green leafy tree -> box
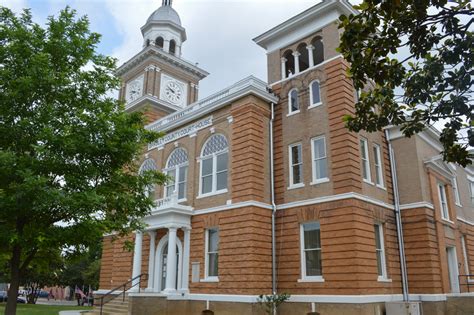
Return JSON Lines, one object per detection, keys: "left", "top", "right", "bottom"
{"left": 0, "top": 7, "right": 166, "bottom": 315}
{"left": 338, "top": 0, "right": 473, "bottom": 166}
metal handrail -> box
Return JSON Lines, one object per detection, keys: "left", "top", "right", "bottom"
{"left": 458, "top": 274, "right": 474, "bottom": 293}
{"left": 97, "top": 273, "right": 147, "bottom": 315}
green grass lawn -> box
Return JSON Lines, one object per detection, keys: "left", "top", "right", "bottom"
{"left": 0, "top": 303, "right": 92, "bottom": 315}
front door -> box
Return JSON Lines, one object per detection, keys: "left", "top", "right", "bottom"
{"left": 446, "top": 246, "right": 460, "bottom": 293}
{"left": 159, "top": 243, "right": 179, "bottom": 291}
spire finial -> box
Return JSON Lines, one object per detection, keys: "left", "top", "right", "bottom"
{"left": 162, "top": 0, "right": 172, "bottom": 6}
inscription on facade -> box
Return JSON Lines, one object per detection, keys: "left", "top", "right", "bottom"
{"left": 148, "top": 116, "right": 213, "bottom": 150}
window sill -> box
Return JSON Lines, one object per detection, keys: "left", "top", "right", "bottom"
{"left": 455, "top": 203, "right": 463, "bottom": 208}
{"left": 298, "top": 276, "right": 325, "bottom": 283}
{"left": 286, "top": 110, "right": 300, "bottom": 117}
{"left": 363, "top": 179, "right": 374, "bottom": 185}
{"left": 287, "top": 183, "right": 305, "bottom": 190}
{"left": 377, "top": 277, "right": 392, "bottom": 283}
{"left": 200, "top": 277, "right": 219, "bottom": 283}
{"left": 376, "top": 184, "right": 387, "bottom": 191}
{"left": 197, "top": 189, "right": 228, "bottom": 199}
{"left": 441, "top": 218, "right": 455, "bottom": 225}
{"left": 311, "top": 178, "right": 330, "bottom": 186}
{"left": 308, "top": 102, "right": 322, "bottom": 109}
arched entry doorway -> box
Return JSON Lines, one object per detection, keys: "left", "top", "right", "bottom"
{"left": 154, "top": 234, "right": 183, "bottom": 292}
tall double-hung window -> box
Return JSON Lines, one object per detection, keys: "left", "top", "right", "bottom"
{"left": 164, "top": 147, "right": 188, "bottom": 200}
{"left": 300, "top": 222, "right": 323, "bottom": 281}
{"left": 205, "top": 228, "right": 219, "bottom": 280}
{"left": 309, "top": 81, "right": 322, "bottom": 108}
{"left": 289, "top": 143, "right": 303, "bottom": 187}
{"left": 200, "top": 134, "right": 228, "bottom": 196}
{"left": 311, "top": 136, "right": 328, "bottom": 184}
{"left": 360, "top": 138, "right": 371, "bottom": 183}
{"left": 438, "top": 183, "right": 450, "bottom": 221}
{"left": 374, "top": 223, "right": 388, "bottom": 280}
{"left": 373, "top": 144, "right": 384, "bottom": 188}
{"left": 288, "top": 89, "right": 299, "bottom": 114}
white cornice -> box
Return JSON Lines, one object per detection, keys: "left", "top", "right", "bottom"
{"left": 457, "top": 217, "right": 474, "bottom": 227}
{"left": 117, "top": 46, "right": 208, "bottom": 79}
{"left": 145, "top": 76, "right": 278, "bottom": 133}
{"left": 125, "top": 94, "right": 182, "bottom": 113}
{"left": 253, "top": 0, "right": 358, "bottom": 53}
{"left": 276, "top": 192, "right": 394, "bottom": 210}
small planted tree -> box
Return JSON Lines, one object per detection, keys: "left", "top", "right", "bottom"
{"left": 0, "top": 7, "right": 166, "bottom": 315}
{"left": 257, "top": 293, "right": 291, "bottom": 315}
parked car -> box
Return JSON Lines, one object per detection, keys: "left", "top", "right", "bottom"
{"left": 0, "top": 291, "right": 26, "bottom": 303}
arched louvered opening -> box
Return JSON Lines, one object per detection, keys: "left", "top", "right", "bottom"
{"left": 139, "top": 158, "right": 157, "bottom": 199}
{"left": 311, "top": 36, "right": 324, "bottom": 66}
{"left": 297, "top": 43, "right": 310, "bottom": 72}
{"left": 283, "top": 50, "right": 295, "bottom": 78}
{"left": 169, "top": 40, "right": 176, "bottom": 55}
{"left": 156, "top": 36, "right": 164, "bottom": 49}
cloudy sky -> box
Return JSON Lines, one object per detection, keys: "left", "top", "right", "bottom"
{"left": 3, "top": 0, "right": 332, "bottom": 98}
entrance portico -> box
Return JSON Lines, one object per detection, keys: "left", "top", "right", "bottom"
{"left": 131, "top": 193, "right": 192, "bottom": 294}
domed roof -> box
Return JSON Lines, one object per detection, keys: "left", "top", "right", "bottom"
{"left": 147, "top": 5, "right": 182, "bottom": 26}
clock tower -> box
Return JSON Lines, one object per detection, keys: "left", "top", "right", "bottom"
{"left": 117, "top": 0, "right": 208, "bottom": 122}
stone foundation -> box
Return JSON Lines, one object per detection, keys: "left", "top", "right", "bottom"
{"left": 128, "top": 295, "right": 474, "bottom": 315}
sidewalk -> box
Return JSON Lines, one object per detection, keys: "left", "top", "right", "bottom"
{"left": 58, "top": 312, "right": 86, "bottom": 315}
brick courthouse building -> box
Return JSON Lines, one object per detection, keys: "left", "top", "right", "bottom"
{"left": 97, "top": 0, "right": 474, "bottom": 314}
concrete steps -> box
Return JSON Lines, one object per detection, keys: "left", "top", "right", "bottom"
{"left": 90, "top": 294, "right": 129, "bottom": 315}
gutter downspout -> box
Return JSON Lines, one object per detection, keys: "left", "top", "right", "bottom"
{"left": 385, "top": 129, "right": 409, "bottom": 302}
{"left": 270, "top": 102, "right": 277, "bottom": 297}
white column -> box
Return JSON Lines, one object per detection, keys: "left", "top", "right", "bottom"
{"left": 164, "top": 226, "right": 178, "bottom": 293}
{"left": 146, "top": 231, "right": 156, "bottom": 291}
{"left": 280, "top": 57, "right": 287, "bottom": 80}
{"left": 307, "top": 45, "right": 315, "bottom": 68}
{"left": 293, "top": 51, "right": 301, "bottom": 74}
{"left": 131, "top": 231, "right": 143, "bottom": 292}
{"left": 181, "top": 227, "right": 191, "bottom": 292}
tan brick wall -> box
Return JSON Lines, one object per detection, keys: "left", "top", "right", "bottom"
{"left": 230, "top": 96, "right": 271, "bottom": 203}
{"left": 189, "top": 206, "right": 272, "bottom": 295}
{"left": 275, "top": 198, "right": 402, "bottom": 295}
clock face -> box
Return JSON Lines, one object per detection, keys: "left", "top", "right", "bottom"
{"left": 164, "top": 81, "right": 183, "bottom": 104}
{"left": 126, "top": 78, "right": 143, "bottom": 103}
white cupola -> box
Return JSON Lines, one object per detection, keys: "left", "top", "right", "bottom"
{"left": 141, "top": 0, "right": 186, "bottom": 57}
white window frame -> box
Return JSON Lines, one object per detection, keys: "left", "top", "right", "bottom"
{"left": 310, "top": 136, "right": 329, "bottom": 185}
{"left": 287, "top": 88, "right": 300, "bottom": 116}
{"left": 468, "top": 175, "right": 474, "bottom": 206}
{"left": 374, "top": 223, "right": 389, "bottom": 281}
{"left": 308, "top": 80, "right": 322, "bottom": 109}
{"left": 298, "top": 222, "right": 324, "bottom": 282}
{"left": 373, "top": 144, "right": 385, "bottom": 189}
{"left": 203, "top": 228, "right": 219, "bottom": 282}
{"left": 438, "top": 183, "right": 450, "bottom": 221}
{"left": 288, "top": 143, "right": 304, "bottom": 189}
{"left": 198, "top": 137, "right": 229, "bottom": 198}
{"left": 461, "top": 235, "right": 473, "bottom": 281}
{"left": 163, "top": 149, "right": 189, "bottom": 201}
{"left": 452, "top": 177, "right": 462, "bottom": 207}
{"left": 360, "top": 138, "right": 372, "bottom": 184}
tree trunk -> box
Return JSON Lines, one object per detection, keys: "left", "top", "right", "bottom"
{"left": 5, "top": 244, "right": 21, "bottom": 315}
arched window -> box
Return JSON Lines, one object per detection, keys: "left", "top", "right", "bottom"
{"left": 164, "top": 148, "right": 188, "bottom": 200}
{"left": 309, "top": 80, "right": 321, "bottom": 107}
{"left": 156, "top": 36, "right": 164, "bottom": 49}
{"left": 139, "top": 158, "right": 157, "bottom": 199}
{"left": 169, "top": 40, "right": 176, "bottom": 55}
{"left": 200, "top": 134, "right": 229, "bottom": 195}
{"left": 288, "top": 89, "right": 299, "bottom": 114}
{"left": 297, "top": 43, "right": 310, "bottom": 72}
{"left": 283, "top": 50, "right": 295, "bottom": 78}
{"left": 312, "top": 37, "right": 324, "bottom": 66}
